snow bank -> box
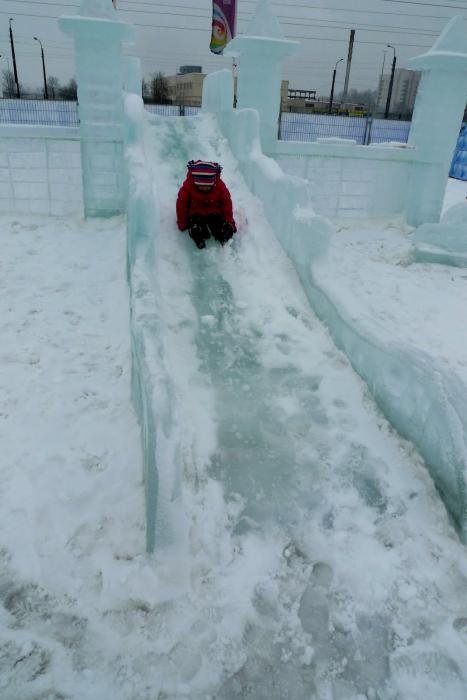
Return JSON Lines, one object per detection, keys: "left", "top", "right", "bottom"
{"left": 124, "top": 94, "right": 186, "bottom": 553}
{"left": 301, "top": 272, "right": 467, "bottom": 538}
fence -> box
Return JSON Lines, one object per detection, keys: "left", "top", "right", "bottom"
{"left": 278, "top": 112, "right": 412, "bottom": 145}
{"left": 0, "top": 98, "right": 204, "bottom": 126}
{"left": 0, "top": 99, "right": 412, "bottom": 146}
{"left": 0, "top": 99, "right": 79, "bottom": 127}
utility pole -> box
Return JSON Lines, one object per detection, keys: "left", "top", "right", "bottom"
{"left": 34, "top": 37, "right": 49, "bottom": 99}
{"left": 9, "top": 18, "right": 20, "bottom": 98}
{"left": 385, "top": 44, "right": 397, "bottom": 119}
{"left": 341, "top": 29, "right": 355, "bottom": 106}
{"left": 329, "top": 58, "right": 344, "bottom": 114}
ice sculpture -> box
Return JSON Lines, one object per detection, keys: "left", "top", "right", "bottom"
{"left": 60, "top": 0, "right": 134, "bottom": 217}
{"left": 226, "top": 0, "right": 298, "bottom": 154}
{"left": 406, "top": 16, "right": 467, "bottom": 225}
{"left": 411, "top": 200, "right": 467, "bottom": 267}
{"left": 450, "top": 123, "right": 467, "bottom": 181}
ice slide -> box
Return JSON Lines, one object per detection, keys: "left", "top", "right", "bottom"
{"left": 128, "top": 111, "right": 467, "bottom": 699}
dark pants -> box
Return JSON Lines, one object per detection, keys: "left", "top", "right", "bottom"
{"left": 187, "top": 214, "right": 234, "bottom": 248}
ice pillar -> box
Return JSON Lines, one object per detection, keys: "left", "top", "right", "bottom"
{"left": 60, "top": 0, "right": 134, "bottom": 217}
{"left": 226, "top": 0, "right": 298, "bottom": 154}
{"left": 406, "top": 16, "right": 467, "bottom": 226}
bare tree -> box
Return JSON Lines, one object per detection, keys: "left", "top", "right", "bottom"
{"left": 46, "top": 76, "right": 60, "bottom": 99}
{"left": 59, "top": 78, "right": 78, "bottom": 100}
{"left": 1, "top": 69, "right": 19, "bottom": 98}
{"left": 150, "top": 71, "right": 170, "bottom": 104}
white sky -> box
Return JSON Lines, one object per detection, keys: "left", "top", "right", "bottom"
{"left": 0, "top": 0, "right": 466, "bottom": 95}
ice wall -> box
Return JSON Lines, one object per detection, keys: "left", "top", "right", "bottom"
{"left": 124, "top": 83, "right": 187, "bottom": 554}
{"left": 0, "top": 125, "right": 83, "bottom": 216}
{"left": 275, "top": 141, "right": 414, "bottom": 219}
{"left": 60, "top": 0, "right": 134, "bottom": 217}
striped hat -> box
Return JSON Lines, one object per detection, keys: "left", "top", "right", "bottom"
{"left": 188, "top": 160, "right": 222, "bottom": 186}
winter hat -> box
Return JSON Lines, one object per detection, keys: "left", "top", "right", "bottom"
{"left": 188, "top": 160, "right": 222, "bottom": 186}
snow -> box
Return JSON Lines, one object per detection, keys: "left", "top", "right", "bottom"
{"left": 1, "top": 123, "right": 467, "bottom": 699}
{"left": 313, "top": 180, "right": 467, "bottom": 384}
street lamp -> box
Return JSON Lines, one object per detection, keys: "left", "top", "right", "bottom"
{"left": 385, "top": 44, "right": 397, "bottom": 119}
{"left": 329, "top": 57, "right": 344, "bottom": 114}
{"left": 9, "top": 18, "right": 20, "bottom": 98}
{"left": 34, "top": 37, "right": 49, "bottom": 100}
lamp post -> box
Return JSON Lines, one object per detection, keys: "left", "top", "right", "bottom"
{"left": 329, "top": 57, "right": 344, "bottom": 114}
{"left": 9, "top": 18, "right": 20, "bottom": 98}
{"left": 34, "top": 37, "right": 49, "bottom": 99}
{"left": 385, "top": 44, "right": 397, "bottom": 119}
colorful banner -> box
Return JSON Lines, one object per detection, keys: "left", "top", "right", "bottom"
{"left": 210, "top": 0, "right": 237, "bottom": 55}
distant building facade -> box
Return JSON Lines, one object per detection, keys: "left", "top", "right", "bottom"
{"left": 166, "top": 70, "right": 205, "bottom": 107}
{"left": 165, "top": 66, "right": 289, "bottom": 108}
{"left": 376, "top": 68, "right": 421, "bottom": 116}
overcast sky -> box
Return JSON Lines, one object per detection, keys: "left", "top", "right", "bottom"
{"left": 1, "top": 0, "right": 466, "bottom": 96}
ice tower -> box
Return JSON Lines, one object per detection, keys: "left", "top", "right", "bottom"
{"left": 60, "top": 0, "right": 134, "bottom": 217}
{"left": 406, "top": 16, "right": 467, "bottom": 225}
{"left": 226, "top": 0, "right": 298, "bottom": 154}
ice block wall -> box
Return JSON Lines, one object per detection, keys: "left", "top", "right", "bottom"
{"left": 0, "top": 125, "right": 83, "bottom": 216}
{"left": 60, "top": 0, "right": 134, "bottom": 217}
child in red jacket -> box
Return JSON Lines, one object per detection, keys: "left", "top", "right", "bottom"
{"left": 176, "top": 160, "right": 236, "bottom": 249}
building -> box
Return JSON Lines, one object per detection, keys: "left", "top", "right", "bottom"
{"left": 166, "top": 70, "right": 205, "bottom": 107}
{"left": 376, "top": 68, "right": 421, "bottom": 116}
{"left": 165, "top": 66, "right": 289, "bottom": 108}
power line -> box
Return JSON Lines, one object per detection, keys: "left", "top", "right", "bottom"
{"left": 3, "top": 1, "right": 449, "bottom": 35}
{"left": 383, "top": 0, "right": 467, "bottom": 7}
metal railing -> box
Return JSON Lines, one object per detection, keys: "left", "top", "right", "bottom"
{"left": 278, "top": 111, "right": 412, "bottom": 145}
{"left": 1, "top": 97, "right": 412, "bottom": 147}
{"left": 0, "top": 98, "right": 79, "bottom": 126}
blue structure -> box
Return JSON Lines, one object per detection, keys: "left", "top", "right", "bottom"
{"left": 450, "top": 123, "right": 467, "bottom": 180}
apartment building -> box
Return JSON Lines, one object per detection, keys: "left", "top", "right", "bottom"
{"left": 376, "top": 68, "right": 421, "bottom": 116}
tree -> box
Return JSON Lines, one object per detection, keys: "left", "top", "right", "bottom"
{"left": 338, "top": 87, "right": 377, "bottom": 111}
{"left": 46, "top": 76, "right": 61, "bottom": 100}
{"left": 1, "top": 69, "right": 19, "bottom": 98}
{"left": 150, "top": 71, "right": 170, "bottom": 104}
{"left": 59, "top": 78, "right": 78, "bottom": 100}
{"left": 142, "top": 78, "right": 150, "bottom": 101}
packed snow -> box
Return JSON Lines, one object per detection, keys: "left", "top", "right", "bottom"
{"left": 1, "top": 115, "right": 467, "bottom": 699}
{"left": 312, "top": 179, "right": 467, "bottom": 385}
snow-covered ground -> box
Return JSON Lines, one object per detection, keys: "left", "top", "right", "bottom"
{"left": 1, "top": 122, "right": 467, "bottom": 700}
{"left": 313, "top": 179, "right": 467, "bottom": 385}
{"left": 314, "top": 180, "right": 467, "bottom": 384}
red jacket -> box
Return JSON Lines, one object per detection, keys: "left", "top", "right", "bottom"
{"left": 176, "top": 172, "right": 235, "bottom": 231}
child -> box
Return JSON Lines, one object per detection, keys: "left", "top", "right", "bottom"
{"left": 176, "top": 160, "right": 236, "bottom": 249}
